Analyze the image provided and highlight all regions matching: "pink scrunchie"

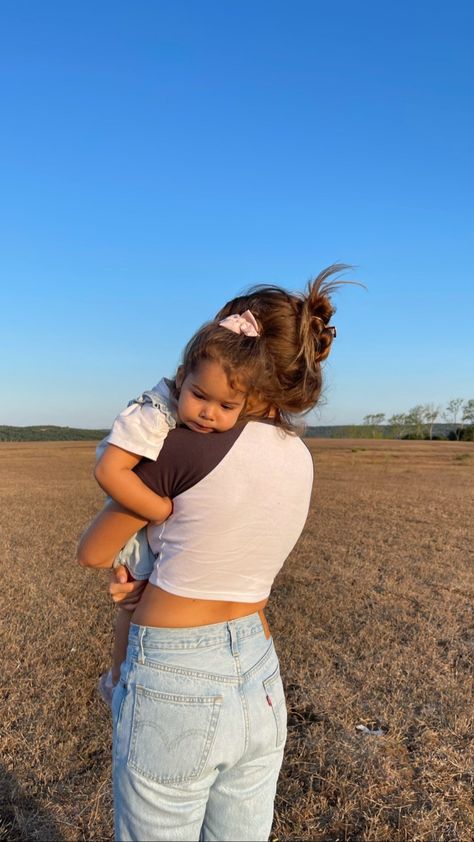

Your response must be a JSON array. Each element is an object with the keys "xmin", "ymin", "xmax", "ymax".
[{"xmin": 218, "ymin": 310, "xmax": 260, "ymax": 337}]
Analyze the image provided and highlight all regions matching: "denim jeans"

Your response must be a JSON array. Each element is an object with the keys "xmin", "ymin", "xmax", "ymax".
[{"xmin": 112, "ymin": 613, "xmax": 287, "ymax": 841}]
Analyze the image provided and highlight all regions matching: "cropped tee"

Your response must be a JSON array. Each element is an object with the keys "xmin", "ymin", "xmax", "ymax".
[{"xmin": 134, "ymin": 421, "xmax": 314, "ymax": 602}]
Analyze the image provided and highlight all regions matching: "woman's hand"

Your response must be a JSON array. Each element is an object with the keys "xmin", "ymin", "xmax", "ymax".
[{"xmin": 109, "ymin": 564, "xmax": 148, "ymax": 611}]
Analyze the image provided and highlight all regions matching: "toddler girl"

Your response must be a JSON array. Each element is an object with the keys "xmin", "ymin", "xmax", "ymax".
[{"xmin": 94, "ymin": 310, "xmax": 266, "ymax": 703}]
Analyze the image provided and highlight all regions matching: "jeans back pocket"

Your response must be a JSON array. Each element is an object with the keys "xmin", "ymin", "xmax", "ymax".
[{"xmin": 128, "ymin": 685, "xmax": 222, "ymax": 784}]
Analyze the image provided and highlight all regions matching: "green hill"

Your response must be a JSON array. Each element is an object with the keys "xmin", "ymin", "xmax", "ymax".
[{"xmin": 0, "ymin": 425, "xmax": 109, "ymax": 442}]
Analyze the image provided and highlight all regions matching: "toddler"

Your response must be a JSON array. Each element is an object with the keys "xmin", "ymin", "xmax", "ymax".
[{"xmin": 95, "ymin": 310, "xmax": 264, "ymax": 704}]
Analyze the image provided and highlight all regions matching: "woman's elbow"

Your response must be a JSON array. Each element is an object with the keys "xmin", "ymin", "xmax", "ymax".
[
  {"xmin": 94, "ymin": 460, "xmax": 106, "ymax": 489},
  {"xmin": 76, "ymin": 547, "xmax": 111, "ymax": 569},
  {"xmin": 76, "ymin": 530, "xmax": 101, "ymax": 568},
  {"xmin": 76, "ymin": 542, "xmax": 92, "ymax": 568}
]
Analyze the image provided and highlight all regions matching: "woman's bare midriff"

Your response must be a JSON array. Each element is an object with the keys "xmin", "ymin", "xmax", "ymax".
[{"xmin": 132, "ymin": 583, "xmax": 271, "ymax": 639}]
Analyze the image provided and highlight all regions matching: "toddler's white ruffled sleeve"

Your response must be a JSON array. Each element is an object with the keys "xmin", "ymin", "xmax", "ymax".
[{"xmin": 106, "ymin": 399, "xmax": 176, "ymax": 460}]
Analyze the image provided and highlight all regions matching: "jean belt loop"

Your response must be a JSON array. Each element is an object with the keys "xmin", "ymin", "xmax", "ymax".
[
  {"xmin": 138, "ymin": 627, "xmax": 146, "ymax": 664},
  {"xmin": 228, "ymin": 621, "xmax": 239, "ymax": 657}
]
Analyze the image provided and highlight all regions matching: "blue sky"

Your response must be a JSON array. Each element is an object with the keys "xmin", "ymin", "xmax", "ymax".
[{"xmin": 2, "ymin": 0, "xmax": 473, "ymax": 427}]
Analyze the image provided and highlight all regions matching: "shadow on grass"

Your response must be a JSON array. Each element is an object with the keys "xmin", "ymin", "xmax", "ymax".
[{"xmin": 0, "ymin": 764, "xmax": 65, "ymax": 842}]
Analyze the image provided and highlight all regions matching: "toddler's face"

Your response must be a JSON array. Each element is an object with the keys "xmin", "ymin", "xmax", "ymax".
[{"xmin": 177, "ymin": 359, "xmax": 246, "ymax": 434}]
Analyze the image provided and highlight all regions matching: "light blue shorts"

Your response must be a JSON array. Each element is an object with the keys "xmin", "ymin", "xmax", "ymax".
[
  {"xmin": 112, "ymin": 613, "xmax": 287, "ymax": 841},
  {"xmin": 113, "ymin": 526, "xmax": 155, "ymax": 581}
]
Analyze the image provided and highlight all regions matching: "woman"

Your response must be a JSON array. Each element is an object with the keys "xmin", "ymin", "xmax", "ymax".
[{"xmin": 77, "ymin": 267, "xmax": 343, "ymax": 841}]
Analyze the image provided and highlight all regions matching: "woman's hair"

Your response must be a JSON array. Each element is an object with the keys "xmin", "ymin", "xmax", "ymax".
[{"xmin": 173, "ymin": 264, "xmax": 352, "ymax": 431}]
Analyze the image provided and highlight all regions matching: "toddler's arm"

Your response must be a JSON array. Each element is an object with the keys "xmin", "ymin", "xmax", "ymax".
[{"xmin": 95, "ymin": 444, "xmax": 171, "ymax": 523}]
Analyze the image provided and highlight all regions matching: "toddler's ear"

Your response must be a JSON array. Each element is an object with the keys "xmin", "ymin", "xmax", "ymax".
[{"xmin": 175, "ymin": 366, "xmax": 185, "ymax": 390}]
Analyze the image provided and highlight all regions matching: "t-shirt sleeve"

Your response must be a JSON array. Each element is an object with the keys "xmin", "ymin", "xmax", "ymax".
[
  {"xmin": 134, "ymin": 424, "xmax": 247, "ymax": 499},
  {"xmin": 106, "ymin": 401, "xmax": 173, "ymax": 460}
]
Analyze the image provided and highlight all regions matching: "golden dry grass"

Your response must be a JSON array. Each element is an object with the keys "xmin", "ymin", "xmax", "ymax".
[{"xmin": 1, "ymin": 439, "xmax": 473, "ymax": 841}]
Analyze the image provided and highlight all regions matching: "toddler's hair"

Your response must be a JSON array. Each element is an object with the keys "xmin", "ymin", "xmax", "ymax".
[
  {"xmin": 174, "ymin": 314, "xmax": 268, "ymax": 404},
  {"xmin": 173, "ymin": 264, "xmax": 351, "ymax": 430}
]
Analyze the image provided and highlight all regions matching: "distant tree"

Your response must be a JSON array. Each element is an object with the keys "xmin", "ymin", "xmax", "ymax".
[
  {"xmin": 422, "ymin": 403, "xmax": 441, "ymax": 440},
  {"xmin": 388, "ymin": 413, "xmax": 408, "ymax": 439},
  {"xmin": 362, "ymin": 413, "xmax": 386, "ymax": 438},
  {"xmin": 462, "ymin": 399, "xmax": 474, "ymax": 426},
  {"xmin": 443, "ymin": 398, "xmax": 464, "ymax": 440},
  {"xmin": 405, "ymin": 405, "xmax": 426, "ymax": 439},
  {"xmin": 443, "ymin": 397, "xmax": 463, "ymax": 423}
]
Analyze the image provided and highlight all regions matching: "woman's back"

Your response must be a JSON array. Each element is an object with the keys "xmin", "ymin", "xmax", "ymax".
[{"xmin": 134, "ymin": 421, "xmax": 314, "ymax": 604}]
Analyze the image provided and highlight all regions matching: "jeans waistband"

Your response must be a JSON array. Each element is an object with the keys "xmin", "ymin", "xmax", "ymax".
[{"xmin": 129, "ymin": 611, "xmax": 266, "ymax": 652}]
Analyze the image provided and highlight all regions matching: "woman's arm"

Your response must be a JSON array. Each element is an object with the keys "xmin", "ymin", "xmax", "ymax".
[
  {"xmin": 76, "ymin": 498, "xmax": 171, "ymax": 569},
  {"xmin": 95, "ymin": 444, "xmax": 172, "ymax": 522}
]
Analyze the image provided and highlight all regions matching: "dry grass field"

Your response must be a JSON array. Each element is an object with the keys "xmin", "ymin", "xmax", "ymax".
[{"xmin": 1, "ymin": 438, "xmax": 473, "ymax": 841}]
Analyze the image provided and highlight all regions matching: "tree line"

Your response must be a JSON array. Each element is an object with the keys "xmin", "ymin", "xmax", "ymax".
[
  {"xmin": 0, "ymin": 425, "xmax": 109, "ymax": 442},
  {"xmin": 363, "ymin": 398, "xmax": 474, "ymax": 441}
]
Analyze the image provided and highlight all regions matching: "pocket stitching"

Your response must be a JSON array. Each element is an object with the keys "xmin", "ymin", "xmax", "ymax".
[{"xmin": 128, "ymin": 685, "xmax": 223, "ymax": 784}]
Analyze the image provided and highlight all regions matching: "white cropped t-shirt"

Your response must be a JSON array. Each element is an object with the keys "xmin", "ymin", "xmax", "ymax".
[{"xmin": 134, "ymin": 421, "xmax": 314, "ymax": 602}]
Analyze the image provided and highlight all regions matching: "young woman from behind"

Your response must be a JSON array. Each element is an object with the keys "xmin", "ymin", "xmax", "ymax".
[{"xmin": 77, "ymin": 265, "xmax": 345, "ymax": 842}]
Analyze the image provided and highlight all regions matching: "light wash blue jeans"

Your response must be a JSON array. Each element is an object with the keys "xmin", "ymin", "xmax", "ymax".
[{"xmin": 112, "ymin": 613, "xmax": 287, "ymax": 841}]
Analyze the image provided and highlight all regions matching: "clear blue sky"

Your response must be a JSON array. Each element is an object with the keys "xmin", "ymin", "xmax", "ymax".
[{"xmin": 2, "ymin": 0, "xmax": 473, "ymax": 427}]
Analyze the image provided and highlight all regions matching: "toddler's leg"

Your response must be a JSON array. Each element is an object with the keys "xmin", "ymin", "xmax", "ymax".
[
  {"xmin": 112, "ymin": 607, "xmax": 132, "ymax": 685},
  {"xmin": 98, "ymin": 607, "xmax": 132, "ymax": 708}
]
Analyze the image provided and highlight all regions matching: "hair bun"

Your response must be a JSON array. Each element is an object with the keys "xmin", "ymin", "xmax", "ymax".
[{"xmin": 298, "ymin": 265, "xmax": 344, "ymax": 371}]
